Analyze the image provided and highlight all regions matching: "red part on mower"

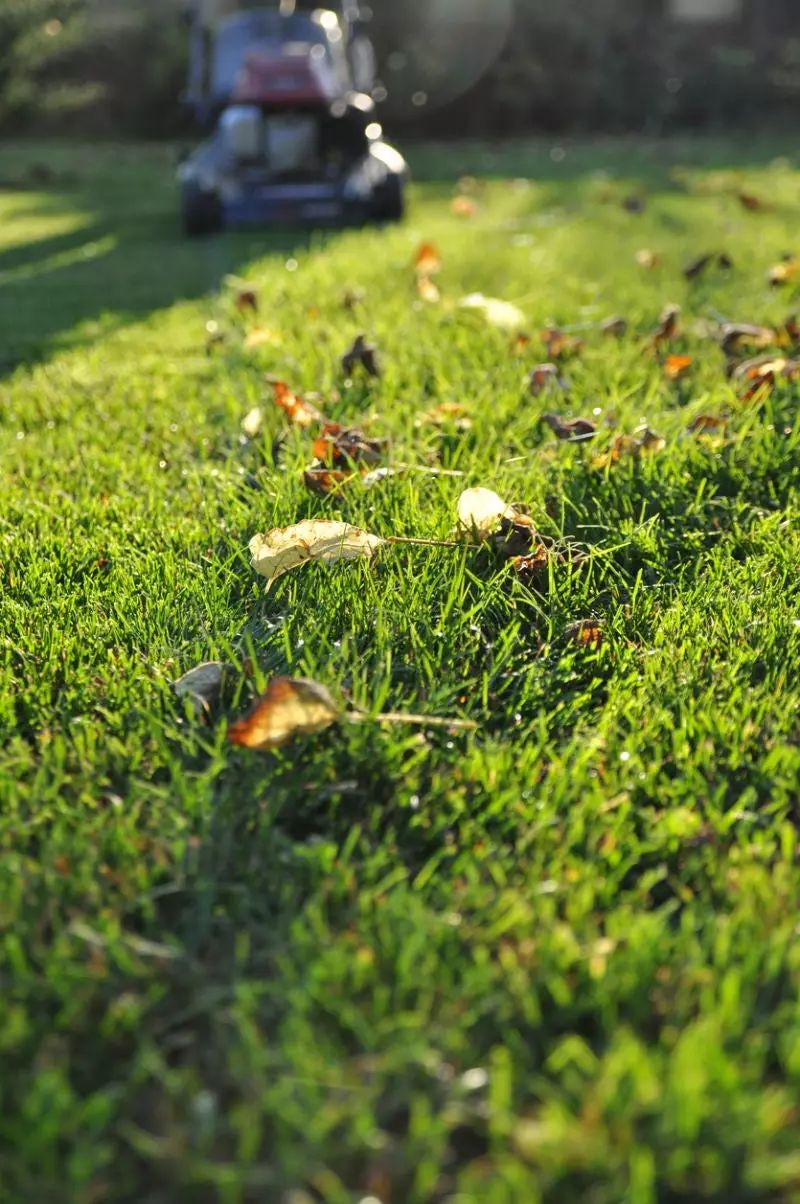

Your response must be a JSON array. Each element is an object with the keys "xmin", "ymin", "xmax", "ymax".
[{"xmin": 232, "ymin": 48, "xmax": 339, "ymax": 107}]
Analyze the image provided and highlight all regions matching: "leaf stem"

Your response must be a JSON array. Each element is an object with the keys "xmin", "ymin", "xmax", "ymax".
[{"xmin": 345, "ymin": 711, "xmax": 477, "ymax": 732}]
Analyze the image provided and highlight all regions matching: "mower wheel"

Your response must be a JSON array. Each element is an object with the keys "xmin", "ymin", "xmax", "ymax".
[
  {"xmin": 181, "ymin": 185, "xmax": 223, "ymax": 238},
  {"xmin": 371, "ymin": 174, "xmax": 405, "ymax": 224}
]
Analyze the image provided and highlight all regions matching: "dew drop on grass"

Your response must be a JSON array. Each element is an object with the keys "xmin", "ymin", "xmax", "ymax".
[
  {"xmin": 286, "ymin": 258, "xmax": 298, "ymax": 272},
  {"xmin": 409, "ymin": 794, "xmax": 420, "ymax": 809},
  {"xmin": 620, "ymin": 751, "xmax": 631, "ymax": 762}
]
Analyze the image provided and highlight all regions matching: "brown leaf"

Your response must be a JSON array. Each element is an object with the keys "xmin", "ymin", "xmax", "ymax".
[
  {"xmin": 417, "ymin": 275, "xmax": 441, "ymax": 304},
  {"xmin": 636, "ymin": 249, "xmax": 660, "ymax": 269},
  {"xmin": 720, "ymin": 323, "xmax": 777, "ymax": 356},
  {"xmin": 235, "ymin": 288, "xmax": 259, "ymax": 315},
  {"xmin": 541, "ymin": 327, "xmax": 584, "ymax": 359},
  {"xmin": 414, "ymin": 242, "xmax": 442, "ymax": 276},
  {"xmin": 341, "ymin": 286, "xmax": 366, "ymax": 310},
  {"xmin": 688, "ymin": 414, "xmax": 726, "ymax": 435},
  {"xmin": 593, "ymin": 426, "xmax": 664, "ymax": 467},
  {"xmin": 270, "ymin": 380, "xmax": 323, "ymax": 428},
  {"xmin": 529, "ymin": 363, "xmax": 568, "ymax": 396},
  {"xmin": 622, "ymin": 195, "xmax": 646, "ymax": 214},
  {"xmin": 491, "ymin": 514, "xmax": 541, "ymax": 560},
  {"xmin": 601, "ymin": 315, "xmax": 628, "ymax": 338},
  {"xmin": 313, "ymin": 424, "xmax": 389, "ymax": 468},
  {"xmin": 717, "ymin": 252, "xmax": 734, "ymax": 270},
  {"xmin": 303, "ymin": 467, "xmax": 355, "ymax": 496},
  {"xmin": 653, "ymin": 304, "xmax": 681, "ymax": 347},
  {"xmin": 510, "ymin": 546, "xmax": 552, "ymax": 592},
  {"xmin": 663, "ymin": 354, "xmax": 693, "ymax": 380},
  {"xmin": 637, "ymin": 426, "xmax": 667, "ymax": 455},
  {"xmin": 738, "ymin": 192, "xmax": 767, "ymax": 212},
  {"xmin": 228, "ymin": 677, "xmax": 341, "ymax": 751},
  {"xmin": 511, "ymin": 332, "xmax": 532, "ymax": 354},
  {"xmin": 341, "ymin": 334, "xmax": 380, "ymax": 378},
  {"xmin": 565, "ymin": 620, "xmax": 604, "ymax": 649},
  {"xmin": 173, "ymin": 662, "xmax": 234, "ymax": 718},
  {"xmin": 541, "ymin": 413, "xmax": 596, "ymax": 441},
  {"xmin": 786, "ymin": 313, "xmax": 800, "ymax": 343},
  {"xmin": 683, "ymin": 253, "xmax": 714, "ymax": 281}
]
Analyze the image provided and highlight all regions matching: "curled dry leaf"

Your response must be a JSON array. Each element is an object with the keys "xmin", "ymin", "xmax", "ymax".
[
  {"xmin": 734, "ymin": 356, "xmax": 800, "ymax": 400},
  {"xmin": 683, "ymin": 253, "xmax": 714, "ymax": 282},
  {"xmin": 459, "ymin": 293, "xmax": 526, "ymax": 329},
  {"xmin": 688, "ymin": 414, "xmax": 726, "ymax": 434},
  {"xmin": 738, "ymin": 192, "xmax": 767, "ymax": 212},
  {"xmin": 228, "ymin": 677, "xmax": 341, "ymax": 750},
  {"xmin": 720, "ymin": 323, "xmax": 776, "ymax": 356},
  {"xmin": 637, "ymin": 425, "xmax": 667, "ymax": 454},
  {"xmin": 593, "ymin": 426, "xmax": 665, "ymax": 468},
  {"xmin": 313, "ymin": 423, "xmax": 389, "ymax": 468},
  {"xmin": 511, "ymin": 332, "xmax": 532, "ymax": 353},
  {"xmin": 269, "ymin": 380, "xmax": 323, "ymax": 428},
  {"xmin": 565, "ymin": 620, "xmax": 604, "ymax": 649},
  {"xmin": 786, "ymin": 313, "xmax": 800, "ymax": 343},
  {"xmin": 491, "ymin": 513, "xmax": 542, "ymax": 560},
  {"xmin": 451, "ymin": 195, "xmax": 478, "ymax": 217},
  {"xmin": 664, "ymin": 354, "xmax": 693, "ymax": 380},
  {"xmin": 235, "ymin": 288, "xmax": 259, "ymax": 315},
  {"xmin": 242, "ymin": 407, "xmax": 264, "ymax": 438},
  {"xmin": 653, "ymin": 304, "xmax": 681, "ymax": 347},
  {"xmin": 303, "ymin": 466, "xmax": 354, "ymax": 497},
  {"xmin": 342, "ymin": 334, "xmax": 380, "ymax": 378},
  {"xmin": 243, "ymin": 327, "xmax": 281, "ymax": 350},
  {"xmin": 541, "ymin": 327, "xmax": 584, "ymax": 358},
  {"xmin": 416, "ymin": 402, "xmax": 472, "ymax": 430},
  {"xmin": 530, "ymin": 363, "xmax": 568, "ymax": 396},
  {"xmin": 173, "ymin": 661, "xmax": 234, "ymax": 718},
  {"xmin": 602, "ymin": 315, "xmax": 628, "ymax": 338},
  {"xmin": 541, "ymin": 413, "xmax": 596, "ymax": 441},
  {"xmin": 417, "ymin": 275, "xmax": 441, "ymax": 304},
  {"xmin": 250, "ymin": 520, "xmax": 384, "ymax": 588},
  {"xmin": 768, "ymin": 256, "xmax": 798, "ymax": 287},
  {"xmin": 457, "ymin": 487, "xmax": 516, "ymax": 539},
  {"xmin": 414, "ymin": 242, "xmax": 442, "ymax": 276},
  {"xmin": 636, "ymin": 249, "xmax": 660, "ymax": 269}
]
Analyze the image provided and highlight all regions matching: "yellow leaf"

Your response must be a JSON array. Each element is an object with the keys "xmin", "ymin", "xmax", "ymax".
[
  {"xmin": 250, "ymin": 520, "xmax": 384, "ymax": 588},
  {"xmin": 459, "ymin": 293, "xmax": 526, "ymax": 330},
  {"xmin": 456, "ymin": 487, "xmax": 515, "ymax": 538},
  {"xmin": 241, "ymin": 407, "xmax": 264, "ymax": 438}
]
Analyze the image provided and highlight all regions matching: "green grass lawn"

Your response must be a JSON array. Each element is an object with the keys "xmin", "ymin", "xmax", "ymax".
[{"xmin": 3, "ymin": 136, "xmax": 800, "ymax": 1204}]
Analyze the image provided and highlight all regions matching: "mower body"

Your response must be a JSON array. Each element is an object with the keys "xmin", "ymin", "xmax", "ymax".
[{"xmin": 178, "ymin": 5, "xmax": 407, "ymax": 235}]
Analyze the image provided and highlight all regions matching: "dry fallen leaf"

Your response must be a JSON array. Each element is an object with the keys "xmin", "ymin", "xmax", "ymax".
[
  {"xmin": 459, "ymin": 293, "xmax": 526, "ymax": 329},
  {"xmin": 636, "ymin": 249, "xmax": 660, "ymax": 269},
  {"xmin": 342, "ymin": 286, "xmax": 366, "ymax": 310},
  {"xmin": 342, "ymin": 334, "xmax": 380, "ymax": 378},
  {"xmin": 623, "ymin": 195, "xmax": 646, "ymax": 214},
  {"xmin": 173, "ymin": 661, "xmax": 234, "ymax": 718},
  {"xmin": 457, "ymin": 487, "xmax": 516, "ymax": 539},
  {"xmin": 414, "ymin": 242, "xmax": 442, "ymax": 276},
  {"xmin": 228, "ymin": 677, "xmax": 341, "ymax": 750},
  {"xmin": 417, "ymin": 275, "xmax": 441, "ymax": 303},
  {"xmin": 511, "ymin": 332, "xmax": 532, "ymax": 354},
  {"xmin": 637, "ymin": 426, "xmax": 667, "ymax": 455},
  {"xmin": 270, "ymin": 380, "xmax": 323, "ymax": 428},
  {"xmin": 541, "ymin": 327, "xmax": 584, "ymax": 358},
  {"xmin": 688, "ymin": 414, "xmax": 726, "ymax": 434},
  {"xmin": 653, "ymin": 304, "xmax": 681, "ymax": 347},
  {"xmin": 541, "ymin": 413, "xmax": 596, "ymax": 441},
  {"xmin": 303, "ymin": 466, "xmax": 355, "ymax": 497},
  {"xmin": 738, "ymin": 192, "xmax": 767, "ymax": 212},
  {"xmin": 683, "ymin": 253, "xmax": 714, "ymax": 282},
  {"xmin": 785, "ymin": 313, "xmax": 800, "ymax": 343},
  {"xmin": 565, "ymin": 620, "xmax": 604, "ymax": 649},
  {"xmin": 768, "ymin": 257, "xmax": 798, "ymax": 287},
  {"xmin": 250, "ymin": 520, "xmax": 384, "ymax": 588},
  {"xmin": 529, "ymin": 363, "xmax": 568, "ymax": 395},
  {"xmin": 451, "ymin": 196, "xmax": 478, "ymax": 217},
  {"xmin": 243, "ymin": 327, "xmax": 281, "ymax": 350},
  {"xmin": 416, "ymin": 402, "xmax": 472, "ymax": 430},
  {"xmin": 235, "ymin": 288, "xmax": 259, "ymax": 315},
  {"xmin": 242, "ymin": 407, "xmax": 264, "ymax": 438},
  {"xmin": 601, "ymin": 315, "xmax": 628, "ymax": 338},
  {"xmin": 664, "ymin": 354, "xmax": 693, "ymax": 380},
  {"xmin": 720, "ymin": 323, "xmax": 777, "ymax": 356},
  {"xmin": 313, "ymin": 424, "xmax": 389, "ymax": 468}
]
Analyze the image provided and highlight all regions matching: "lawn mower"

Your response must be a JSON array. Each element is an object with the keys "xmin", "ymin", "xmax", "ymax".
[{"xmin": 177, "ymin": 0, "xmax": 408, "ymax": 235}]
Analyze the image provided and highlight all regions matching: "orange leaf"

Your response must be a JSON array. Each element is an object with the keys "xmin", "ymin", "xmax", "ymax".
[
  {"xmin": 664, "ymin": 354, "xmax": 693, "ymax": 380},
  {"xmin": 303, "ymin": 467, "xmax": 355, "ymax": 496},
  {"xmin": 271, "ymin": 380, "xmax": 322, "ymax": 428},
  {"xmin": 312, "ymin": 424, "xmax": 390, "ymax": 468},
  {"xmin": 541, "ymin": 327, "xmax": 584, "ymax": 358},
  {"xmin": 565, "ymin": 620, "xmax": 604, "ymax": 649},
  {"xmin": 451, "ymin": 196, "xmax": 478, "ymax": 217},
  {"xmin": 688, "ymin": 414, "xmax": 726, "ymax": 434},
  {"xmin": 414, "ymin": 242, "xmax": 442, "ymax": 276},
  {"xmin": 529, "ymin": 363, "xmax": 567, "ymax": 395},
  {"xmin": 768, "ymin": 257, "xmax": 798, "ymax": 287},
  {"xmin": 417, "ymin": 275, "xmax": 441, "ymax": 303},
  {"xmin": 511, "ymin": 333, "xmax": 532, "ymax": 354},
  {"xmin": 228, "ymin": 677, "xmax": 341, "ymax": 751}
]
